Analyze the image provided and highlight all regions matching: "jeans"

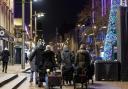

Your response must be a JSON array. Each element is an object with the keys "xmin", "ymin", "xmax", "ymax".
[
  {"xmin": 2, "ymin": 62, "xmax": 8, "ymax": 73},
  {"xmin": 30, "ymin": 65, "xmax": 38, "ymax": 83}
]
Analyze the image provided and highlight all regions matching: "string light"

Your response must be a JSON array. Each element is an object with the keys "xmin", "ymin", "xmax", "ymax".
[{"xmin": 103, "ymin": 0, "xmax": 120, "ymax": 60}]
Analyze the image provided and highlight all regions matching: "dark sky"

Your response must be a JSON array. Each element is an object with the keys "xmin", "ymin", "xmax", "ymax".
[{"xmin": 14, "ymin": 0, "xmax": 88, "ymax": 42}]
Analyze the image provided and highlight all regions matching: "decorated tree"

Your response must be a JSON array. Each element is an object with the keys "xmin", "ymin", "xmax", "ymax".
[{"xmin": 103, "ymin": 0, "xmax": 120, "ymax": 60}]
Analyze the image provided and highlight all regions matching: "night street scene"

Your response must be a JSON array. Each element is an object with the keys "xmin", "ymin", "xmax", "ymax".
[{"xmin": 0, "ymin": 0, "xmax": 128, "ymax": 89}]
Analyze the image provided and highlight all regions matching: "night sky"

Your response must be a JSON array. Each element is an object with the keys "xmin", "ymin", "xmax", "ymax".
[{"xmin": 14, "ymin": 0, "xmax": 89, "ymax": 42}]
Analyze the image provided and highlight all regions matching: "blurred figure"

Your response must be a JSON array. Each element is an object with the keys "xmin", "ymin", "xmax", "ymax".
[
  {"xmin": 56, "ymin": 50, "xmax": 62, "ymax": 68},
  {"xmin": 43, "ymin": 45, "xmax": 56, "ymax": 72},
  {"xmin": 29, "ymin": 44, "xmax": 45, "ymax": 87},
  {"xmin": 29, "ymin": 49, "xmax": 36, "ymax": 83},
  {"xmin": 43, "ymin": 45, "xmax": 56, "ymax": 87},
  {"xmin": 25, "ymin": 53, "xmax": 28, "ymax": 63},
  {"xmin": 61, "ymin": 45, "xmax": 74, "ymax": 85},
  {"xmin": 75, "ymin": 44, "xmax": 91, "ymax": 74},
  {"xmin": 1, "ymin": 47, "xmax": 10, "ymax": 73}
]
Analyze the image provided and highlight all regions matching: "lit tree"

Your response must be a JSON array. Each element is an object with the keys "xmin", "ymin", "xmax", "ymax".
[{"xmin": 103, "ymin": 0, "xmax": 120, "ymax": 60}]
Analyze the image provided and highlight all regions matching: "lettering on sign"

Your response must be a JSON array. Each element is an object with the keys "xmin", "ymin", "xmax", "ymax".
[{"xmin": 0, "ymin": 30, "xmax": 5, "ymax": 36}]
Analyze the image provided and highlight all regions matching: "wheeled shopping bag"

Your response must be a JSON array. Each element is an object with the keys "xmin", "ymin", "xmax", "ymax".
[{"xmin": 48, "ymin": 73, "xmax": 62, "ymax": 89}]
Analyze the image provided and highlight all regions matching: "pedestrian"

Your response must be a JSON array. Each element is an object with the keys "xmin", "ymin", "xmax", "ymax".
[
  {"xmin": 61, "ymin": 45, "xmax": 74, "ymax": 85},
  {"xmin": 75, "ymin": 44, "xmax": 91, "ymax": 74},
  {"xmin": 43, "ymin": 45, "xmax": 56, "ymax": 71},
  {"xmin": 43, "ymin": 45, "xmax": 56, "ymax": 87},
  {"xmin": 29, "ymin": 44, "xmax": 45, "ymax": 87},
  {"xmin": 25, "ymin": 53, "xmax": 28, "ymax": 63},
  {"xmin": 1, "ymin": 47, "xmax": 10, "ymax": 73}
]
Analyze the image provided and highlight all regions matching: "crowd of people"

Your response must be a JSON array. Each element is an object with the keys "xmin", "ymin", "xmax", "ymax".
[{"xmin": 28, "ymin": 43, "xmax": 94, "ymax": 88}]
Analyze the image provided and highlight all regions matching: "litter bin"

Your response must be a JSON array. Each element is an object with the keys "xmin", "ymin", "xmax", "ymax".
[{"xmin": 95, "ymin": 60, "xmax": 120, "ymax": 81}]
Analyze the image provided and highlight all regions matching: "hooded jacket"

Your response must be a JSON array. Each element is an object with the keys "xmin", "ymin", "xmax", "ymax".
[
  {"xmin": 61, "ymin": 47, "xmax": 72, "ymax": 68},
  {"xmin": 75, "ymin": 48, "xmax": 91, "ymax": 69},
  {"xmin": 29, "ymin": 45, "xmax": 45, "ymax": 65}
]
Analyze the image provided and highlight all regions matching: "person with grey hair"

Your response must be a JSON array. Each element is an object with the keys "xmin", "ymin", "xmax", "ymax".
[
  {"xmin": 43, "ymin": 45, "xmax": 56, "ymax": 88},
  {"xmin": 43, "ymin": 45, "xmax": 56, "ymax": 72},
  {"xmin": 1, "ymin": 47, "xmax": 10, "ymax": 73}
]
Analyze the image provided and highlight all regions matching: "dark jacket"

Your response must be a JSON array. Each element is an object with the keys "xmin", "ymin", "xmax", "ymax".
[
  {"xmin": 43, "ymin": 50, "xmax": 56, "ymax": 72},
  {"xmin": 29, "ymin": 45, "xmax": 45, "ymax": 66},
  {"xmin": 1, "ymin": 50, "xmax": 10, "ymax": 62},
  {"xmin": 61, "ymin": 47, "xmax": 73, "ymax": 69},
  {"xmin": 75, "ymin": 49, "xmax": 91, "ymax": 70}
]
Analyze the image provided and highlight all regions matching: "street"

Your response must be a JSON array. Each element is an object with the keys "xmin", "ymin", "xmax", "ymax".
[{"xmin": 0, "ymin": 64, "xmax": 128, "ymax": 89}]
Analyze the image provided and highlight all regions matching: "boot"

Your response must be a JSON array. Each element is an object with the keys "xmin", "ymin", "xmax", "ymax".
[
  {"xmin": 29, "ymin": 78, "xmax": 33, "ymax": 82},
  {"xmin": 38, "ymin": 82, "xmax": 43, "ymax": 87}
]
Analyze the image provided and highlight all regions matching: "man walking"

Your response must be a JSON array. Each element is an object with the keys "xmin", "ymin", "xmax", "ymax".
[
  {"xmin": 29, "ymin": 44, "xmax": 45, "ymax": 87},
  {"xmin": 1, "ymin": 47, "xmax": 10, "ymax": 73}
]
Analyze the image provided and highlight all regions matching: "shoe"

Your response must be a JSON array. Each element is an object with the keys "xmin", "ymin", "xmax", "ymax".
[
  {"xmin": 5, "ymin": 71, "xmax": 7, "ymax": 73},
  {"xmin": 29, "ymin": 79, "xmax": 33, "ymax": 82},
  {"xmin": 2, "ymin": 69, "xmax": 4, "ymax": 72},
  {"xmin": 69, "ymin": 81, "xmax": 72, "ymax": 85},
  {"xmin": 38, "ymin": 83, "xmax": 43, "ymax": 87},
  {"xmin": 36, "ymin": 81, "xmax": 38, "ymax": 84}
]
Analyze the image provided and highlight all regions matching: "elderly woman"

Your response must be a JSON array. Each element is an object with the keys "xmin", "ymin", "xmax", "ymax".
[{"xmin": 43, "ymin": 45, "xmax": 56, "ymax": 72}]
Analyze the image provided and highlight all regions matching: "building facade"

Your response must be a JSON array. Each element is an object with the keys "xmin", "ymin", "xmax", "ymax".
[
  {"xmin": 74, "ymin": 0, "xmax": 111, "ymax": 55},
  {"xmin": 0, "ymin": 0, "xmax": 14, "ymax": 64}
]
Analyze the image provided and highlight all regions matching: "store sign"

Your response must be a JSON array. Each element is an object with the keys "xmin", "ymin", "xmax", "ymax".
[{"xmin": 0, "ymin": 30, "xmax": 5, "ymax": 36}]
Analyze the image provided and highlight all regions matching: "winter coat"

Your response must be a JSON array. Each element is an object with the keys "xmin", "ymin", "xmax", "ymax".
[
  {"xmin": 75, "ymin": 49, "xmax": 91, "ymax": 70},
  {"xmin": 61, "ymin": 47, "xmax": 73, "ymax": 69},
  {"xmin": 43, "ymin": 50, "xmax": 56, "ymax": 72},
  {"xmin": 29, "ymin": 45, "xmax": 45, "ymax": 66},
  {"xmin": 1, "ymin": 50, "xmax": 10, "ymax": 62},
  {"xmin": 30, "ymin": 56, "xmax": 36, "ymax": 71}
]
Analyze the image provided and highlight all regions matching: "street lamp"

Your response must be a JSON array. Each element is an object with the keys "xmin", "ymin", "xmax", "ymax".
[
  {"xmin": 34, "ymin": 11, "xmax": 45, "ymax": 45},
  {"xmin": 34, "ymin": 0, "xmax": 38, "ymax": 2},
  {"xmin": 22, "ymin": 0, "xmax": 25, "ymax": 69},
  {"xmin": 30, "ymin": 0, "xmax": 32, "ymax": 51},
  {"xmin": 30, "ymin": 0, "xmax": 42, "ymax": 50}
]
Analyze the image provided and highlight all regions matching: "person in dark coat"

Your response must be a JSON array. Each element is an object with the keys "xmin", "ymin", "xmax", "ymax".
[
  {"xmin": 1, "ymin": 47, "xmax": 10, "ymax": 73},
  {"xmin": 25, "ymin": 53, "xmax": 28, "ymax": 63},
  {"xmin": 29, "ymin": 44, "xmax": 45, "ymax": 87},
  {"xmin": 75, "ymin": 44, "xmax": 91, "ymax": 74},
  {"xmin": 43, "ymin": 45, "xmax": 56, "ymax": 73},
  {"xmin": 43, "ymin": 45, "xmax": 56, "ymax": 88},
  {"xmin": 61, "ymin": 45, "xmax": 74, "ymax": 85}
]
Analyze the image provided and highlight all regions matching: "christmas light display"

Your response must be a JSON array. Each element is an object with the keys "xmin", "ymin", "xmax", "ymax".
[{"xmin": 103, "ymin": 0, "xmax": 120, "ymax": 60}]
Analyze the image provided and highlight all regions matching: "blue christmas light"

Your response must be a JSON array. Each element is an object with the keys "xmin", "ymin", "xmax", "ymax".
[{"xmin": 103, "ymin": 0, "xmax": 120, "ymax": 60}]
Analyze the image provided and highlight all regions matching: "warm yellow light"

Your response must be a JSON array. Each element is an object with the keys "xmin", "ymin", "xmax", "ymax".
[{"xmin": 93, "ymin": 26, "xmax": 97, "ymax": 29}]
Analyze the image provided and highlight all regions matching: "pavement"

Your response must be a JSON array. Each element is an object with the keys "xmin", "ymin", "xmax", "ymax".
[
  {"xmin": 0, "ymin": 62, "xmax": 30, "ymax": 74},
  {"xmin": 0, "ymin": 62, "xmax": 128, "ymax": 89}
]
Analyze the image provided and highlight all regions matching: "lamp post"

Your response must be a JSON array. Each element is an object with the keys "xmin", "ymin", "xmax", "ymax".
[
  {"xmin": 30, "ymin": 0, "xmax": 43, "ymax": 48},
  {"xmin": 34, "ymin": 11, "xmax": 37, "ymax": 45},
  {"xmin": 30, "ymin": 0, "xmax": 32, "ymax": 51},
  {"xmin": 34, "ymin": 11, "xmax": 44, "ymax": 45},
  {"xmin": 93, "ymin": 25, "xmax": 98, "ymax": 56},
  {"xmin": 22, "ymin": 0, "xmax": 25, "ymax": 69}
]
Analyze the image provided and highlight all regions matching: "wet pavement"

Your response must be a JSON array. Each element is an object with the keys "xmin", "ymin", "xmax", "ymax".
[{"xmin": 0, "ymin": 63, "xmax": 128, "ymax": 89}]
